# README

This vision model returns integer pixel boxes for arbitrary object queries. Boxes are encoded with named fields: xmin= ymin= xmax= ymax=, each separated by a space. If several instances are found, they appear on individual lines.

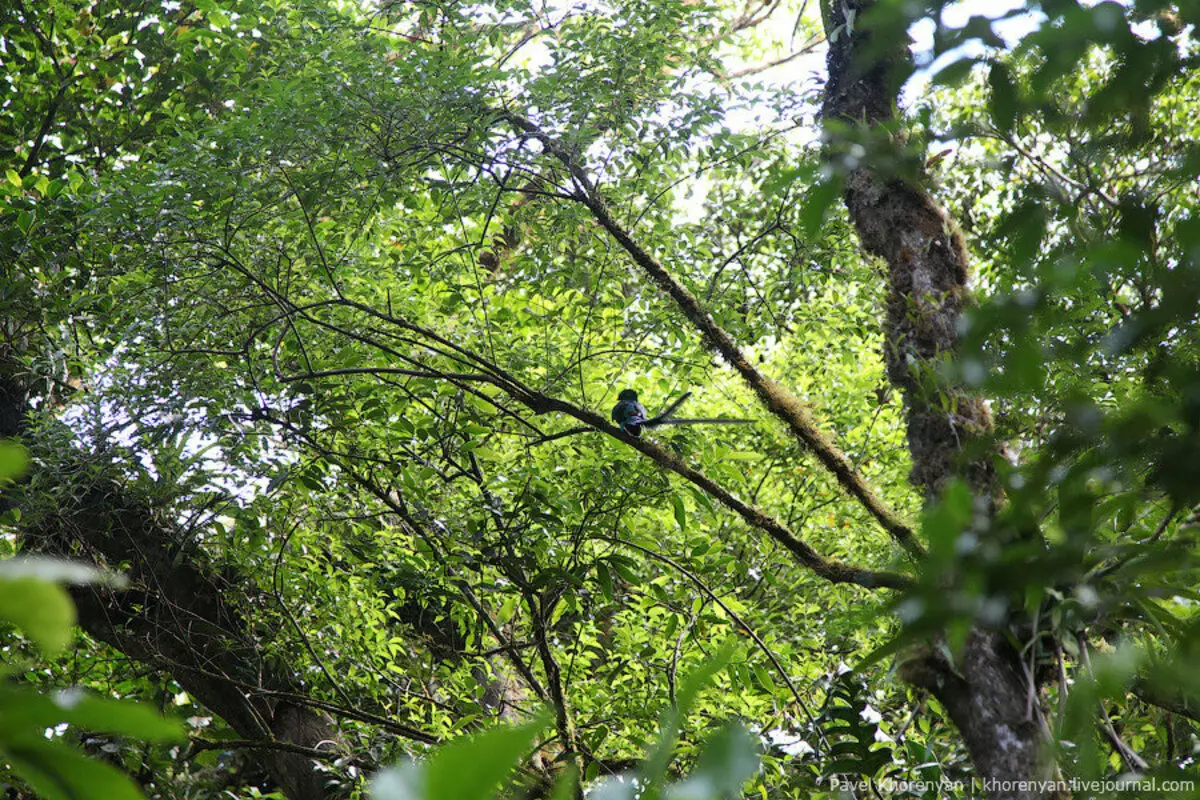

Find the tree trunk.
xmin=32 ymin=486 xmax=339 ymax=800
xmin=901 ymin=632 xmax=1047 ymax=799
xmin=0 ymin=357 xmax=337 ymax=800
xmin=818 ymin=2 xmax=1049 ymax=796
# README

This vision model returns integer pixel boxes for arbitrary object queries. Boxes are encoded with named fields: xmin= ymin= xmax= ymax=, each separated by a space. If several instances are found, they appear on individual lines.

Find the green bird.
xmin=611 ymin=389 xmax=649 ymax=437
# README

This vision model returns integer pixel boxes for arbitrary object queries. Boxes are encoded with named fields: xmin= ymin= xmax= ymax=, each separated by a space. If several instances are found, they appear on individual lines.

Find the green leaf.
xmin=1 ymin=737 xmax=146 ymax=800
xmin=0 ymin=440 xmax=29 ymax=483
xmin=671 ymin=494 xmax=687 ymax=532
xmin=609 ymin=557 xmax=639 ymax=584
xmin=922 ymin=479 xmax=974 ymax=561
xmin=0 ymin=577 xmax=75 ymax=656
xmin=1004 ymin=336 xmax=1045 ymax=392
xmin=800 ymin=179 xmax=842 ymax=238
xmin=933 ymin=57 xmax=979 ymax=87
xmin=0 ymin=686 xmax=185 ymax=742
xmin=597 ymin=563 xmax=614 ymax=601
xmin=997 ymin=201 xmax=1047 ymax=264
xmin=670 ymin=723 xmax=759 ymax=798
xmin=988 ymin=62 xmax=1019 ymax=133
xmin=422 ymin=715 xmax=547 ymax=800
xmin=752 ymin=663 xmax=777 ymax=694
xmin=760 ymin=165 xmax=807 ymax=198
xmin=0 ymin=556 xmax=119 ymax=586
xmin=549 ymin=765 xmax=580 ymax=800
xmin=640 ymin=642 xmax=736 ymax=795
xmin=496 ymin=595 xmax=518 ymax=624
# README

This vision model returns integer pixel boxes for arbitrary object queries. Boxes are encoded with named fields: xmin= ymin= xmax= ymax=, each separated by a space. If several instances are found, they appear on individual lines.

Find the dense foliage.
xmin=2 ymin=0 xmax=1199 ymax=798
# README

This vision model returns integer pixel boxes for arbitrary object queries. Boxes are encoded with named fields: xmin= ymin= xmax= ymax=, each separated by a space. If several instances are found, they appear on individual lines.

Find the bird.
xmin=611 ymin=389 xmax=752 ymax=438
xmin=611 ymin=389 xmax=649 ymax=437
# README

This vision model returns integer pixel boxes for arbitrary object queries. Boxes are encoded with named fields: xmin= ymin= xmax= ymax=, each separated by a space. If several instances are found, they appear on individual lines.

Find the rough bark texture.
xmin=841 ymin=175 xmax=997 ymax=497
xmin=819 ymin=1 xmax=1047 ymax=796
xmin=0 ymin=372 xmax=26 ymax=441
xmin=0 ymin=357 xmax=338 ymax=800
xmin=821 ymin=1 xmax=996 ymax=501
xmin=22 ymin=479 xmax=340 ymax=800
xmin=901 ymin=632 xmax=1046 ymax=800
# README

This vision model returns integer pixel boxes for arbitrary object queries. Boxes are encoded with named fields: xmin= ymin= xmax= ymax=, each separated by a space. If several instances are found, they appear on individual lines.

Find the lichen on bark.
xmin=818 ymin=1 xmax=1051 ymax=795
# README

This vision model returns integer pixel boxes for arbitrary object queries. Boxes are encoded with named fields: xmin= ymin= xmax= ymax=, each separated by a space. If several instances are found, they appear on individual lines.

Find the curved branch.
xmin=189 ymin=737 xmax=346 ymax=763
xmin=519 ymin=389 xmax=912 ymax=591
xmin=600 ymin=534 xmax=820 ymax=730
xmin=500 ymin=110 xmax=923 ymax=561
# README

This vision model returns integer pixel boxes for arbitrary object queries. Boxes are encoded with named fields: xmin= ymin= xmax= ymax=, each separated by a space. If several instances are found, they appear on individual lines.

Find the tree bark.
xmin=900 ymin=632 xmax=1047 ymax=799
xmin=0 ymin=357 xmax=338 ymax=800
xmin=820 ymin=0 xmax=997 ymax=501
xmin=30 ymin=485 xmax=338 ymax=800
xmin=818 ymin=1 xmax=1049 ymax=796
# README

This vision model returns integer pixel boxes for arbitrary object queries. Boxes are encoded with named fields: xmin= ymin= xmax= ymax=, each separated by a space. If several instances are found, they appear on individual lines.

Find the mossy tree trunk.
xmin=819 ymin=2 xmax=1050 ymax=797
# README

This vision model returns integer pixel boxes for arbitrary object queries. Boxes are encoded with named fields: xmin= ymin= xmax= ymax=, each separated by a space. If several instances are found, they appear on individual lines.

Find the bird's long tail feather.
xmin=645 ymin=417 xmax=753 ymax=427
xmin=647 ymin=391 xmax=692 ymax=424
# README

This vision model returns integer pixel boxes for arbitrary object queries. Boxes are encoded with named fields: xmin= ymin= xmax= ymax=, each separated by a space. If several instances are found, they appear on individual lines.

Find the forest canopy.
xmin=2 ymin=0 xmax=1199 ymax=798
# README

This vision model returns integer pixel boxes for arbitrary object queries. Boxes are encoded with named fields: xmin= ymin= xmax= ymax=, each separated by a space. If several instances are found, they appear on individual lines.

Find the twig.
xmin=524 ymin=391 xmax=913 ymax=591
xmin=1078 ymin=636 xmax=1150 ymax=773
xmin=272 ymin=521 xmax=358 ymax=710
xmin=603 ymin=533 xmax=821 ymax=736
xmin=189 ymin=737 xmax=347 ymax=763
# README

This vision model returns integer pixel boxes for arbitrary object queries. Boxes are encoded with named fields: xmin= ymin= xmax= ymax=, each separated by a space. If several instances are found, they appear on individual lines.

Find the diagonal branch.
xmin=21 ymin=482 xmax=344 ymax=800
xmin=1132 ymin=678 xmax=1200 ymax=725
xmin=499 ymin=110 xmax=923 ymax=561
xmin=518 ymin=389 xmax=913 ymax=591
xmin=263 ymin=360 xmax=908 ymax=588
xmin=240 ymin=265 xmax=912 ymax=590
xmin=218 ymin=269 xmax=909 ymax=590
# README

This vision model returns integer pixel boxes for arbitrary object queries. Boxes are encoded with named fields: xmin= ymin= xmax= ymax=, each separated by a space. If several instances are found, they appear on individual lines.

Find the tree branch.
xmin=499 ymin=110 xmax=924 ymax=562
xmin=600 ymin=534 xmax=820 ymax=731
xmin=189 ymin=737 xmax=346 ymax=763
xmin=519 ymin=389 xmax=912 ymax=591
